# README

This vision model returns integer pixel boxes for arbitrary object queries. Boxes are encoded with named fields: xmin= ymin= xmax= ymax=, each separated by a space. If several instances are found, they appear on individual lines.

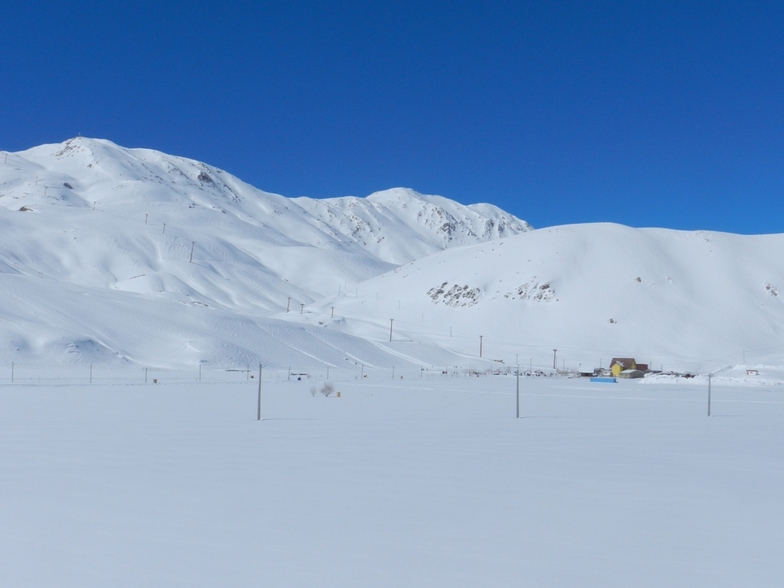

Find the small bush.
xmin=320 ymin=382 xmax=335 ymax=397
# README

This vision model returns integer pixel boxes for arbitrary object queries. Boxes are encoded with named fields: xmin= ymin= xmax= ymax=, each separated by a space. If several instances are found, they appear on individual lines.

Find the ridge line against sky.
xmin=2 ymin=1 xmax=783 ymax=234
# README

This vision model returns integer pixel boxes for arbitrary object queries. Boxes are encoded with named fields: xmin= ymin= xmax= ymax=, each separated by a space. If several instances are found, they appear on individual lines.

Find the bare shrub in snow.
xmin=320 ymin=382 xmax=335 ymax=397
xmin=310 ymin=386 xmax=318 ymax=397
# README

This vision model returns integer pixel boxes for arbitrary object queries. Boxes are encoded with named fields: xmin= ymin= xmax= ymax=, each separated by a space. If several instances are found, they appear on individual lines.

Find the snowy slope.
xmin=294 ymin=188 xmax=528 ymax=265
xmin=310 ymin=223 xmax=784 ymax=372
xmin=0 ymin=138 xmax=529 ymax=367
xmin=5 ymin=137 xmax=784 ymax=373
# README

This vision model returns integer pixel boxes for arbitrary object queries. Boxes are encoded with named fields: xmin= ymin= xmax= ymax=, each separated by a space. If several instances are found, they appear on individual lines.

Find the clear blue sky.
xmin=2 ymin=1 xmax=783 ymax=233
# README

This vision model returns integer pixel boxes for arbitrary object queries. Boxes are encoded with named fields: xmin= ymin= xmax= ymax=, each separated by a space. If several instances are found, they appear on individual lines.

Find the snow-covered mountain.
xmin=310 ymin=223 xmax=784 ymax=372
xmin=0 ymin=137 xmax=529 ymax=367
xmin=4 ymin=137 xmax=784 ymax=373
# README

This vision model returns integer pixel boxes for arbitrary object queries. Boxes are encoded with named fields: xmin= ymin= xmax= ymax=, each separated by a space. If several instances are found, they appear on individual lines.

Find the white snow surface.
xmin=2 ymin=374 xmax=783 ymax=586
xmin=3 ymin=139 xmax=784 ymax=585
xmin=2 ymin=137 xmax=784 ymax=374
xmin=0 ymin=138 xmax=528 ymax=368
xmin=315 ymin=223 xmax=784 ymax=373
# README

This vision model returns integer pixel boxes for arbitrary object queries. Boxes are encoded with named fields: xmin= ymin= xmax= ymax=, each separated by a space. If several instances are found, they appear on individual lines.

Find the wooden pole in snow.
xmin=516 ymin=366 xmax=520 ymax=419
xmin=257 ymin=364 xmax=263 ymax=421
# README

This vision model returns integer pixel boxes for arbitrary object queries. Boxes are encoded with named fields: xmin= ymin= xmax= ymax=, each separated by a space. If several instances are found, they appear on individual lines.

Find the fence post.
xmin=257 ymin=364 xmax=263 ymax=421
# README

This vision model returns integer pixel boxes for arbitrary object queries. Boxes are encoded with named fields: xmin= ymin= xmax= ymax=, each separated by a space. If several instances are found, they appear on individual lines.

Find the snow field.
xmin=2 ymin=377 xmax=783 ymax=587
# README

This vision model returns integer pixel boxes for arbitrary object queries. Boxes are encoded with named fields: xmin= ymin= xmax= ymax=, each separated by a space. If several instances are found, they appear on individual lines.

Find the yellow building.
xmin=610 ymin=358 xmax=636 ymax=377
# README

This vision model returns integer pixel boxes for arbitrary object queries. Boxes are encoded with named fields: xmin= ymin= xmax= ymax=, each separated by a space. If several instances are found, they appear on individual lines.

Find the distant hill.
xmin=315 ymin=223 xmax=784 ymax=373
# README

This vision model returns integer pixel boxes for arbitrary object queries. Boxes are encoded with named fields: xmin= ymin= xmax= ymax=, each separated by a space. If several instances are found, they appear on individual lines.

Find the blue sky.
xmin=2 ymin=1 xmax=783 ymax=233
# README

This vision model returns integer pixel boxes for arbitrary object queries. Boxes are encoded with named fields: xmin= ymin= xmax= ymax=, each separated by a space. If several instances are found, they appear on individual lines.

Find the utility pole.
xmin=257 ymin=364 xmax=263 ymax=421
xmin=286 ymin=297 xmax=291 ymax=312
xmin=145 ymin=213 xmax=148 ymax=225
xmin=331 ymin=307 xmax=334 ymax=318
xmin=479 ymin=335 xmax=483 ymax=358
xmin=553 ymin=349 xmax=558 ymax=370
xmin=300 ymin=303 xmax=304 ymax=314
xmin=516 ymin=365 xmax=520 ymax=419
xmin=189 ymin=241 xmax=195 ymax=263
xmin=708 ymin=373 xmax=712 ymax=417
xmin=162 ymin=223 xmax=166 ymax=234
xmin=389 ymin=319 xmax=394 ymax=342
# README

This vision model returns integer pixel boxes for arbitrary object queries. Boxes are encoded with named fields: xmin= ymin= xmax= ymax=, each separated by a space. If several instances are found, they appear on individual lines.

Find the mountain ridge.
xmin=0 ymin=137 xmax=531 ymax=367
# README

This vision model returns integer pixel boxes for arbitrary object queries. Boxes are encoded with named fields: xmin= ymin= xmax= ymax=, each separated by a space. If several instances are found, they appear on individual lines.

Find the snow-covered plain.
xmin=2 ymin=374 xmax=783 ymax=587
